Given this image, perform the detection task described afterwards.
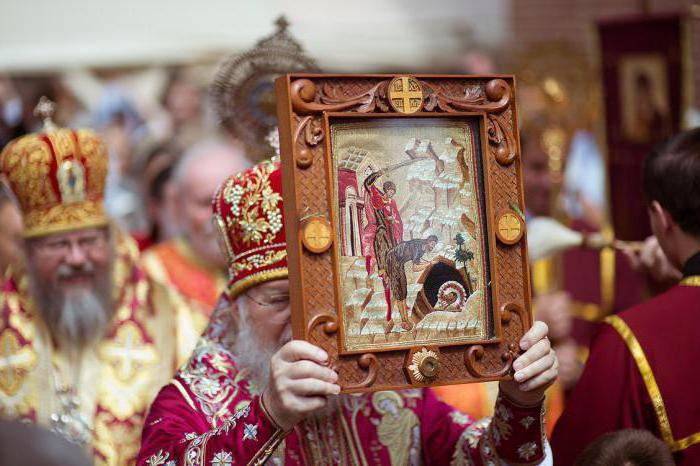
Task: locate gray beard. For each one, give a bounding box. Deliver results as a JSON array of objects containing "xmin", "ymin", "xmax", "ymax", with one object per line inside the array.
[
  {"xmin": 232, "ymin": 298, "xmax": 341, "ymax": 420},
  {"xmin": 29, "ymin": 262, "xmax": 114, "ymax": 356},
  {"xmin": 232, "ymin": 302, "xmax": 277, "ymax": 392}
]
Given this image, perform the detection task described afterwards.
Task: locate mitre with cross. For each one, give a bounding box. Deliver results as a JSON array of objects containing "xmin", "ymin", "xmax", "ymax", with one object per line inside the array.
[
  {"xmin": 212, "ymin": 160, "xmax": 288, "ymax": 299},
  {"xmin": 0, "ymin": 97, "xmax": 110, "ymax": 238}
]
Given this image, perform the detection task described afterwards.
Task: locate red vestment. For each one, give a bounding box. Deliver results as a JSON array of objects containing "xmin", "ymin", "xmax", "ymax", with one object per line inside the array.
[
  {"xmin": 138, "ymin": 304, "xmax": 548, "ymax": 465},
  {"xmin": 551, "ymin": 277, "xmax": 700, "ymax": 465}
]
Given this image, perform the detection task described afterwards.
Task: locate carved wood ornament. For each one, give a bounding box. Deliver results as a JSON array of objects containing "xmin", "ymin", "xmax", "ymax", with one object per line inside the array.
[{"xmin": 276, "ymin": 74, "xmax": 532, "ymax": 393}]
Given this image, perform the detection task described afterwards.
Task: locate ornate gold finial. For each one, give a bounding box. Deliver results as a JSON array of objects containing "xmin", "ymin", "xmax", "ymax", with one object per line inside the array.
[
  {"xmin": 33, "ymin": 96, "xmax": 57, "ymax": 131},
  {"xmin": 275, "ymin": 15, "xmax": 289, "ymax": 33}
]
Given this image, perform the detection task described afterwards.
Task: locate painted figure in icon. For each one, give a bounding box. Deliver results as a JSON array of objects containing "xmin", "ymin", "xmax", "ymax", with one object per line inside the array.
[
  {"xmin": 362, "ymin": 169, "xmax": 403, "ymax": 311},
  {"xmin": 384, "ymin": 235, "xmax": 438, "ymax": 333}
]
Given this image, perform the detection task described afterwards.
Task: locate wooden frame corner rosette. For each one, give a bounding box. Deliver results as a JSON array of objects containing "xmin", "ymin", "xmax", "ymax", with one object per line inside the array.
[{"xmin": 275, "ymin": 73, "xmax": 532, "ymax": 393}]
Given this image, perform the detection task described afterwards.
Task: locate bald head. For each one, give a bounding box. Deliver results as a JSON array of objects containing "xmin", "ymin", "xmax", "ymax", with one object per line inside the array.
[
  {"xmin": 172, "ymin": 138, "xmax": 250, "ymax": 267},
  {"xmin": 171, "ymin": 138, "xmax": 248, "ymax": 191}
]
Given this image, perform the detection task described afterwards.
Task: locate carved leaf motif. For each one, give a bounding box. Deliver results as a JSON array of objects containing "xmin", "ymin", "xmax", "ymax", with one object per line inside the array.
[
  {"xmin": 423, "ymin": 79, "xmax": 509, "ymax": 113},
  {"xmin": 291, "ymin": 79, "xmax": 391, "ymax": 114}
]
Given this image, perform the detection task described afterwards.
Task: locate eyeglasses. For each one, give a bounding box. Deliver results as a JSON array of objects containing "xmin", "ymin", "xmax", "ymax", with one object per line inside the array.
[
  {"xmin": 243, "ymin": 291, "xmax": 290, "ymax": 311},
  {"xmin": 33, "ymin": 233, "xmax": 107, "ymax": 256}
]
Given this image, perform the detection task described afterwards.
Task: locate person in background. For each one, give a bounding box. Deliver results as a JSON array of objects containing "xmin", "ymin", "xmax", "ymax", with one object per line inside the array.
[
  {"xmin": 160, "ymin": 66, "xmax": 206, "ymax": 150},
  {"xmin": 574, "ymin": 429, "xmax": 674, "ymax": 466},
  {"xmin": 0, "ymin": 181, "xmax": 22, "ymax": 275},
  {"xmin": 0, "ymin": 101, "xmax": 180, "ymax": 466},
  {"xmin": 142, "ymin": 137, "xmax": 249, "ymax": 363},
  {"xmin": 133, "ymin": 141, "xmax": 181, "ymax": 250},
  {"xmin": 552, "ymin": 128, "xmax": 700, "ymax": 465}
]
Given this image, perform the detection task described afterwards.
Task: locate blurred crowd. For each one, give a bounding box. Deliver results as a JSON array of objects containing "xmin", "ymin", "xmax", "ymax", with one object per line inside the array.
[
  {"xmin": 0, "ymin": 51, "xmax": 695, "ymax": 464},
  {"xmin": 0, "ymin": 67, "xmax": 240, "ymax": 246}
]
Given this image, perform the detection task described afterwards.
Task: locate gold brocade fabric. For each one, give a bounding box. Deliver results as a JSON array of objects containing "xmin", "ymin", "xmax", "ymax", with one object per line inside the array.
[
  {"xmin": 0, "ymin": 232, "xmax": 179, "ymax": 466},
  {"xmin": 142, "ymin": 238, "xmax": 225, "ymax": 366},
  {"xmin": 0, "ymin": 128, "xmax": 110, "ymax": 238}
]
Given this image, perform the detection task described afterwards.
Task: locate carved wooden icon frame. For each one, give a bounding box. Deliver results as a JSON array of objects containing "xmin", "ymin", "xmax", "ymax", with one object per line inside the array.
[{"xmin": 276, "ymin": 74, "xmax": 532, "ymax": 393}]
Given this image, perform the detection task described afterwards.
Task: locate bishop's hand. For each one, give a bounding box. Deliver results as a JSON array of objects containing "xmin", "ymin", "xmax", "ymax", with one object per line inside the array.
[
  {"xmin": 498, "ymin": 321, "xmax": 558, "ymax": 406},
  {"xmin": 262, "ymin": 340, "xmax": 340, "ymax": 431}
]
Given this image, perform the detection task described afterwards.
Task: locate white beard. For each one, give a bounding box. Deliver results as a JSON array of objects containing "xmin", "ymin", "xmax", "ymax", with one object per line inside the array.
[
  {"xmin": 232, "ymin": 298, "xmax": 341, "ymax": 419},
  {"xmin": 232, "ymin": 299, "xmax": 279, "ymax": 391}
]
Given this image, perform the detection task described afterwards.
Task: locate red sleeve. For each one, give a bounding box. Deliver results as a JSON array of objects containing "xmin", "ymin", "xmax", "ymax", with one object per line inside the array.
[
  {"xmin": 551, "ymin": 323, "xmax": 651, "ymax": 465},
  {"xmin": 370, "ymin": 186, "xmax": 386, "ymax": 210},
  {"xmin": 420, "ymin": 388, "xmax": 546, "ymax": 465},
  {"xmin": 137, "ymin": 384, "xmax": 287, "ymax": 466}
]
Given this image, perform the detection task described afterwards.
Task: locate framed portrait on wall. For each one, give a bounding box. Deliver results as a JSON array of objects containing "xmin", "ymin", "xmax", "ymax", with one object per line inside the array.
[
  {"xmin": 598, "ymin": 14, "xmax": 685, "ymax": 241},
  {"xmin": 276, "ymin": 74, "xmax": 532, "ymax": 392}
]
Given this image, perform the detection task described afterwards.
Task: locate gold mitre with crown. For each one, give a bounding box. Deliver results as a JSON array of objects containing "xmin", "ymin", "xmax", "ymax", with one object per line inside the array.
[{"xmin": 0, "ymin": 97, "xmax": 109, "ymax": 238}]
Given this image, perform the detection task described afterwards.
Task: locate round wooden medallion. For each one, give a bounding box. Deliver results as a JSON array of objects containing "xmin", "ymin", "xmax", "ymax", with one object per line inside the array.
[
  {"xmin": 418, "ymin": 355, "xmax": 440, "ymax": 379},
  {"xmin": 496, "ymin": 211, "xmax": 524, "ymax": 245},
  {"xmin": 388, "ymin": 76, "xmax": 424, "ymax": 114},
  {"xmin": 301, "ymin": 217, "xmax": 333, "ymax": 253}
]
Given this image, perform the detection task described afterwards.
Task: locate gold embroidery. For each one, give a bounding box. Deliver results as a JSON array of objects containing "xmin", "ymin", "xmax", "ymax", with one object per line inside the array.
[
  {"xmin": 226, "ymin": 161, "xmax": 283, "ymax": 247},
  {"xmin": 93, "ymin": 410, "xmax": 144, "ymax": 466},
  {"xmin": 0, "ymin": 328, "xmax": 37, "ymax": 396},
  {"xmin": 97, "ymin": 319, "xmax": 161, "ymax": 421},
  {"xmin": 1, "ymin": 135, "xmax": 57, "ymax": 209},
  {"xmin": 606, "ymin": 315, "xmax": 700, "ymax": 452},
  {"xmin": 680, "ymin": 275, "xmax": 700, "ymax": 286},
  {"xmin": 599, "ymin": 225, "xmax": 616, "ymax": 314},
  {"xmin": 0, "ymin": 128, "xmax": 109, "ymax": 238},
  {"xmin": 145, "ymin": 450, "xmax": 171, "ymax": 466},
  {"xmin": 227, "ymin": 267, "xmax": 289, "ymax": 300},
  {"xmin": 372, "ymin": 391, "xmax": 420, "ymax": 466},
  {"xmin": 22, "ymin": 200, "xmax": 109, "ymax": 238},
  {"xmin": 451, "ymin": 417, "xmax": 491, "ymax": 465},
  {"xmin": 172, "ymin": 378, "xmax": 199, "ymax": 412},
  {"xmin": 232, "ymin": 250, "xmax": 287, "ymax": 274},
  {"xmin": 99, "ymin": 321, "xmax": 158, "ymax": 383},
  {"xmin": 248, "ymin": 428, "xmax": 287, "ymax": 466}
]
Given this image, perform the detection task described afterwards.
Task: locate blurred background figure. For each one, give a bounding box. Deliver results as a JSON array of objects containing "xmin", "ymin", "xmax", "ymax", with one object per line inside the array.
[
  {"xmin": 0, "ymin": 108, "xmax": 181, "ymax": 466},
  {"xmin": 574, "ymin": 429, "xmax": 675, "ymax": 466},
  {"xmin": 0, "ymin": 181, "xmax": 21, "ymax": 275},
  {"xmin": 0, "ymin": 421, "xmax": 93, "ymax": 466},
  {"xmin": 142, "ymin": 137, "xmax": 249, "ymax": 363},
  {"xmin": 552, "ymin": 128, "xmax": 700, "ymax": 465},
  {"xmin": 134, "ymin": 141, "xmax": 183, "ymax": 249},
  {"xmin": 160, "ymin": 67, "xmax": 207, "ymax": 150}
]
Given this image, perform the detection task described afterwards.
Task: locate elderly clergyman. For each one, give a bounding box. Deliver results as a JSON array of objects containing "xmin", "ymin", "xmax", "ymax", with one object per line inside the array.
[
  {"xmin": 143, "ymin": 138, "xmax": 250, "ymax": 364},
  {"xmin": 138, "ymin": 160, "xmax": 558, "ymax": 465},
  {"xmin": 0, "ymin": 103, "xmax": 179, "ymax": 466}
]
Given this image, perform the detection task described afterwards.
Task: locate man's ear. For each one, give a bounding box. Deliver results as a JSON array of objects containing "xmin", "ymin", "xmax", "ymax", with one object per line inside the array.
[{"xmin": 650, "ymin": 200, "xmax": 673, "ymax": 232}]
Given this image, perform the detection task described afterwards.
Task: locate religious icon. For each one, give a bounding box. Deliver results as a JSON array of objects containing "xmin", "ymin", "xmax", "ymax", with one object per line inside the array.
[
  {"xmin": 276, "ymin": 74, "xmax": 531, "ymax": 392},
  {"xmin": 56, "ymin": 159, "xmax": 87, "ymax": 204},
  {"xmin": 330, "ymin": 119, "xmax": 492, "ymax": 352},
  {"xmin": 618, "ymin": 54, "xmax": 672, "ymax": 143}
]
